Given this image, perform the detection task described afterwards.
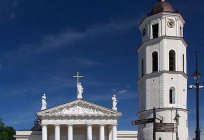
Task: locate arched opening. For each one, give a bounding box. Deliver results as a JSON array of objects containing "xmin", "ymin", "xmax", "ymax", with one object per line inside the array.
[
  {"xmin": 152, "ymin": 51, "xmax": 158, "ymax": 72},
  {"xmin": 152, "ymin": 24, "xmax": 159, "ymax": 39},
  {"xmin": 169, "ymin": 50, "xmax": 176, "ymax": 71},
  {"xmin": 169, "ymin": 87, "xmax": 175, "ymax": 104}
]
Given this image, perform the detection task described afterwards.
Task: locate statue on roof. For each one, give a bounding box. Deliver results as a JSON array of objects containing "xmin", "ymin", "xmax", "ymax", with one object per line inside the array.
[
  {"xmin": 77, "ymin": 82, "xmax": 83, "ymax": 99},
  {"xmin": 41, "ymin": 93, "xmax": 47, "ymax": 111},
  {"xmin": 73, "ymin": 72, "xmax": 84, "ymax": 99},
  {"xmin": 112, "ymin": 95, "xmax": 118, "ymax": 111}
]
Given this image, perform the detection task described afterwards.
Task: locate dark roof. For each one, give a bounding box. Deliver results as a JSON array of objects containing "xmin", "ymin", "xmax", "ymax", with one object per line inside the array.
[
  {"xmin": 30, "ymin": 119, "xmax": 41, "ymax": 131},
  {"xmin": 150, "ymin": 0, "xmax": 177, "ymax": 15}
]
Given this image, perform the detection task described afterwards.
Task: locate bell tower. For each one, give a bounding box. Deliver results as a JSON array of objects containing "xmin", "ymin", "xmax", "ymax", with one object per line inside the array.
[{"xmin": 137, "ymin": 0, "xmax": 189, "ymax": 139}]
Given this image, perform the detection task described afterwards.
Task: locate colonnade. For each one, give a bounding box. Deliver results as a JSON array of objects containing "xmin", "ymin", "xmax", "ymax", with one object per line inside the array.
[{"xmin": 42, "ymin": 124, "xmax": 117, "ymax": 140}]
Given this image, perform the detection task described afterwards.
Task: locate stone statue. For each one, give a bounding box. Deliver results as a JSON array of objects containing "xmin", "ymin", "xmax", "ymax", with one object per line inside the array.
[
  {"xmin": 41, "ymin": 94, "xmax": 47, "ymax": 111},
  {"xmin": 77, "ymin": 82, "xmax": 83, "ymax": 99},
  {"xmin": 112, "ymin": 95, "xmax": 118, "ymax": 111}
]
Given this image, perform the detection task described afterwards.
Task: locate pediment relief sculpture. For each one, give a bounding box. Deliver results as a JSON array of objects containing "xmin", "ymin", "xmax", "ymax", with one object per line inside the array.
[{"xmin": 54, "ymin": 105, "xmax": 105, "ymax": 115}]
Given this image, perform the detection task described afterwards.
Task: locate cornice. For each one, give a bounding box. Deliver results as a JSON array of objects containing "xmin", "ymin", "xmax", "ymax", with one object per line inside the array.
[
  {"xmin": 138, "ymin": 70, "xmax": 187, "ymax": 83},
  {"xmin": 137, "ymin": 107, "xmax": 188, "ymax": 115},
  {"xmin": 137, "ymin": 36, "xmax": 188, "ymax": 52}
]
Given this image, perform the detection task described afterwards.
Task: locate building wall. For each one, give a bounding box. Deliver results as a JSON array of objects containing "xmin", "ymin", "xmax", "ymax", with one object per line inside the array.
[{"xmin": 15, "ymin": 130, "xmax": 138, "ymax": 140}]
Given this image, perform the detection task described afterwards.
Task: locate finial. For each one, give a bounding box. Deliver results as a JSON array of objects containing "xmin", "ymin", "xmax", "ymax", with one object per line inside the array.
[
  {"xmin": 112, "ymin": 95, "xmax": 118, "ymax": 111},
  {"xmin": 41, "ymin": 93, "xmax": 47, "ymax": 111},
  {"xmin": 73, "ymin": 72, "xmax": 84, "ymax": 99}
]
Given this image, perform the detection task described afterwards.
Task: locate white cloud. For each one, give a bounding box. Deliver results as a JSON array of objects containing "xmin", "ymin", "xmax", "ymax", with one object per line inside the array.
[
  {"xmin": 117, "ymin": 89, "xmax": 128, "ymax": 95},
  {"xmin": 75, "ymin": 58, "xmax": 100, "ymax": 66},
  {"xmin": 37, "ymin": 18, "xmax": 138, "ymax": 52},
  {"xmin": 3, "ymin": 18, "xmax": 138, "ymax": 60}
]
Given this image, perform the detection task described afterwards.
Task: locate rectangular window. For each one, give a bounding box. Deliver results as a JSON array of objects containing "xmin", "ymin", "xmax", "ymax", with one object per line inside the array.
[
  {"xmin": 152, "ymin": 24, "xmax": 159, "ymax": 39},
  {"xmin": 180, "ymin": 26, "xmax": 183, "ymax": 36},
  {"xmin": 141, "ymin": 59, "xmax": 144, "ymax": 77}
]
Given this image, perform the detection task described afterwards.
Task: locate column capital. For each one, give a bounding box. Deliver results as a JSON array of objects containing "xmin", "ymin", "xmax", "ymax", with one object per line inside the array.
[
  {"xmin": 41, "ymin": 124, "xmax": 47, "ymax": 127},
  {"xmin": 99, "ymin": 124, "xmax": 105, "ymax": 126},
  {"xmin": 111, "ymin": 123, "xmax": 118, "ymax": 126},
  {"xmin": 86, "ymin": 123, "xmax": 93, "ymax": 126},
  {"xmin": 54, "ymin": 124, "xmax": 60, "ymax": 127},
  {"xmin": 67, "ymin": 124, "xmax": 74, "ymax": 126}
]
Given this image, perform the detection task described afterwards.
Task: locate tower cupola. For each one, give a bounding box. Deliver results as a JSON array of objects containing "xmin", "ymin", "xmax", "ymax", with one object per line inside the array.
[{"xmin": 139, "ymin": 0, "xmax": 184, "ymax": 42}]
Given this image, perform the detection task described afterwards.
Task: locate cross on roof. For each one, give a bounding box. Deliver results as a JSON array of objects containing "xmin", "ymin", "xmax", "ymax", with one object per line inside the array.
[{"xmin": 73, "ymin": 72, "xmax": 83, "ymax": 84}]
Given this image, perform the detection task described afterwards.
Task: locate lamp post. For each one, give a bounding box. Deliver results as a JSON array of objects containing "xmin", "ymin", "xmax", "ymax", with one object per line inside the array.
[{"xmin": 189, "ymin": 51, "xmax": 204, "ymax": 140}]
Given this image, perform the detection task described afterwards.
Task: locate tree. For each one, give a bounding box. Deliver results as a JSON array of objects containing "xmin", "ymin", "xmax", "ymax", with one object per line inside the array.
[{"xmin": 0, "ymin": 119, "xmax": 15, "ymax": 140}]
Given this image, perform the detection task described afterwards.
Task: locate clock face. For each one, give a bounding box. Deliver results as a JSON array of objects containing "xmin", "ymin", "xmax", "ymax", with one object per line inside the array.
[{"xmin": 167, "ymin": 19, "xmax": 175, "ymax": 28}]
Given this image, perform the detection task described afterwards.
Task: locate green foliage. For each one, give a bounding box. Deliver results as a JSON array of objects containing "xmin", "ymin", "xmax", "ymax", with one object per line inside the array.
[{"xmin": 0, "ymin": 119, "xmax": 15, "ymax": 140}]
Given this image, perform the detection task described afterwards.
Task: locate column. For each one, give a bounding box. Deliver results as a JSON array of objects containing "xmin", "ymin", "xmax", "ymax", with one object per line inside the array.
[
  {"xmin": 87, "ymin": 125, "xmax": 92, "ymax": 140},
  {"xmin": 99, "ymin": 125, "xmax": 105, "ymax": 140},
  {"xmin": 108, "ymin": 126, "xmax": 113, "ymax": 140},
  {"xmin": 112, "ymin": 125, "xmax": 117, "ymax": 140},
  {"xmin": 42, "ymin": 125, "xmax": 47, "ymax": 140},
  {"xmin": 68, "ymin": 125, "xmax": 73, "ymax": 140},
  {"xmin": 55, "ymin": 125, "xmax": 60, "ymax": 140}
]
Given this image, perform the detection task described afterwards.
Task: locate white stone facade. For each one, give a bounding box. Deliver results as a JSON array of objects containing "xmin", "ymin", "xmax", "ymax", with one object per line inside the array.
[
  {"xmin": 15, "ymin": 130, "xmax": 138, "ymax": 140},
  {"xmin": 15, "ymin": 99, "xmax": 137, "ymax": 140}
]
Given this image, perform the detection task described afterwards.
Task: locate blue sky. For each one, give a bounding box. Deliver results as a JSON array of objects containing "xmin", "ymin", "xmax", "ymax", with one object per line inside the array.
[{"xmin": 0, "ymin": 0, "xmax": 204, "ymax": 139}]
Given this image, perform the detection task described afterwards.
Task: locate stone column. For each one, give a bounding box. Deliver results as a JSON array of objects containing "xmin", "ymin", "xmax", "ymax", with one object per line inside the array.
[
  {"xmin": 112, "ymin": 125, "xmax": 117, "ymax": 140},
  {"xmin": 55, "ymin": 125, "xmax": 60, "ymax": 140},
  {"xmin": 108, "ymin": 126, "xmax": 113, "ymax": 140},
  {"xmin": 68, "ymin": 125, "xmax": 73, "ymax": 140},
  {"xmin": 42, "ymin": 125, "xmax": 47, "ymax": 140},
  {"xmin": 87, "ymin": 125, "xmax": 92, "ymax": 140},
  {"xmin": 99, "ymin": 125, "xmax": 105, "ymax": 140}
]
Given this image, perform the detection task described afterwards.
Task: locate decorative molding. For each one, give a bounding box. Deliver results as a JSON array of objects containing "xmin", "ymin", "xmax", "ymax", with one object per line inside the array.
[
  {"xmin": 41, "ymin": 119, "xmax": 118, "ymax": 125},
  {"xmin": 55, "ymin": 105, "xmax": 104, "ymax": 115}
]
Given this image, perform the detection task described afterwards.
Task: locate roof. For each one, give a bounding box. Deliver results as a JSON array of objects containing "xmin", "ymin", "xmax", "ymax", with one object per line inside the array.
[
  {"xmin": 37, "ymin": 99, "xmax": 122, "ymax": 119},
  {"xmin": 150, "ymin": 0, "xmax": 177, "ymax": 15}
]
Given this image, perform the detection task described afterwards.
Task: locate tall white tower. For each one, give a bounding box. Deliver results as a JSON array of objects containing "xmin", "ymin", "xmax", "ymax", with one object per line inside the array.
[{"xmin": 137, "ymin": 0, "xmax": 189, "ymax": 140}]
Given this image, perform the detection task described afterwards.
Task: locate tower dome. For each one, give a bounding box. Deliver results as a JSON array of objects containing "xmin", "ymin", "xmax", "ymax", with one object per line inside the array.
[{"xmin": 150, "ymin": 0, "xmax": 176, "ymax": 15}]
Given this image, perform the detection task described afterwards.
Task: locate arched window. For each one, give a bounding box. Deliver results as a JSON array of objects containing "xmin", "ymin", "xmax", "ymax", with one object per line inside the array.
[
  {"xmin": 169, "ymin": 50, "xmax": 176, "ymax": 71},
  {"xmin": 141, "ymin": 59, "xmax": 144, "ymax": 77},
  {"xmin": 152, "ymin": 51, "xmax": 158, "ymax": 72},
  {"xmin": 169, "ymin": 87, "xmax": 175, "ymax": 104}
]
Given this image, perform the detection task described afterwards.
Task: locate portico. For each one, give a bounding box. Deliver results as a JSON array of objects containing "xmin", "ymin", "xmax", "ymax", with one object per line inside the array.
[{"xmin": 38, "ymin": 99, "xmax": 121, "ymax": 140}]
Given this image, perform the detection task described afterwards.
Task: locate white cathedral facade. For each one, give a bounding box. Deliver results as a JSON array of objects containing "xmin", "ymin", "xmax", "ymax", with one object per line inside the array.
[{"xmin": 15, "ymin": 0, "xmax": 189, "ymax": 140}]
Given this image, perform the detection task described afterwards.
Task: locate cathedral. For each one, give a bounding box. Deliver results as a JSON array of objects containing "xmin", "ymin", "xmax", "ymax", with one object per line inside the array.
[{"xmin": 15, "ymin": 0, "xmax": 189, "ymax": 140}]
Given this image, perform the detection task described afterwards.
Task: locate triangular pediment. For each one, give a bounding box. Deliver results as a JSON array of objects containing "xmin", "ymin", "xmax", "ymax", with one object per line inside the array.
[{"xmin": 37, "ymin": 99, "xmax": 121, "ymax": 118}]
